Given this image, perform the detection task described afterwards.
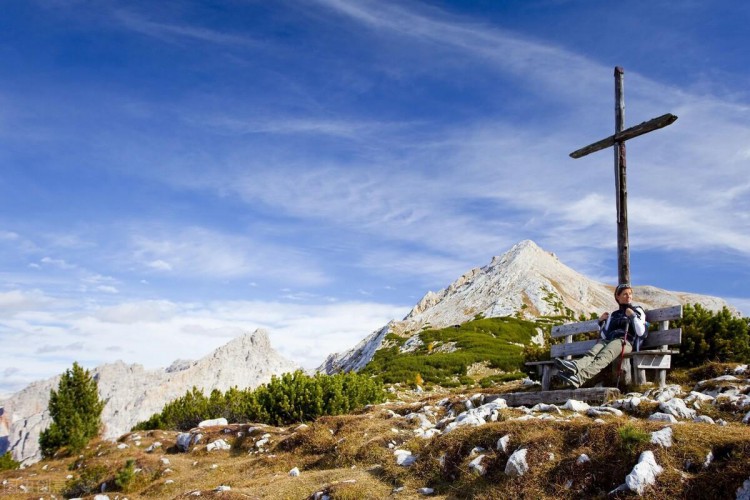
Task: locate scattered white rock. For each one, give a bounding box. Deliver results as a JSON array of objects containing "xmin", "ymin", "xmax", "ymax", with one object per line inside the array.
[
  {"xmin": 734, "ymin": 365, "xmax": 748, "ymax": 375},
  {"xmin": 659, "ymin": 399, "xmax": 697, "ymax": 420},
  {"xmin": 497, "ymin": 434, "xmax": 511, "ymax": 453},
  {"xmin": 743, "ymin": 411, "xmax": 750, "ymax": 424},
  {"xmin": 415, "ymin": 428, "xmax": 441, "ymax": 439},
  {"xmin": 736, "ymin": 476, "xmax": 750, "ymax": 500},
  {"xmin": 214, "ymin": 485, "xmax": 231, "ymax": 492},
  {"xmin": 116, "ymin": 443, "xmax": 129, "ymax": 450},
  {"xmin": 288, "ymin": 467, "xmax": 300, "ymax": 477},
  {"xmin": 649, "ymin": 384, "xmax": 684, "ymax": 402},
  {"xmin": 255, "ymin": 438, "xmax": 269, "ymax": 448},
  {"xmin": 612, "ymin": 396, "xmax": 645, "ymax": 411},
  {"xmin": 94, "ymin": 495, "xmax": 109, "ymax": 500},
  {"xmin": 510, "ymin": 415, "xmax": 538, "ymax": 422},
  {"xmin": 650, "ymin": 427, "xmax": 673, "ymax": 448},
  {"xmin": 406, "ymin": 412, "xmax": 434, "ymax": 430},
  {"xmin": 531, "ymin": 403, "xmax": 562, "ymax": 414},
  {"xmin": 648, "ymin": 412, "xmax": 678, "ymax": 424},
  {"xmin": 199, "ymin": 418, "xmax": 228, "ymax": 428},
  {"xmin": 469, "ymin": 446, "xmax": 485, "ymax": 457},
  {"xmin": 505, "ymin": 448, "xmax": 529, "ymax": 477},
  {"xmin": 693, "ymin": 415, "xmax": 716, "ymax": 425},
  {"xmin": 165, "ymin": 479, "xmax": 174, "ymax": 484},
  {"xmin": 160, "ymin": 457, "xmax": 170, "ymax": 465},
  {"xmin": 587, "ymin": 407, "xmax": 623, "ymax": 418},
  {"xmin": 470, "ymin": 393, "xmax": 484, "ymax": 404},
  {"xmin": 394, "ymin": 449, "xmax": 417, "ymax": 467},
  {"xmin": 206, "ymin": 439, "xmax": 231, "ymax": 452},
  {"xmin": 177, "ymin": 433, "xmax": 192, "ymax": 452},
  {"xmin": 562, "ymin": 399, "xmax": 590, "ymax": 412},
  {"xmin": 704, "ymin": 451, "xmax": 714, "ymax": 469},
  {"xmin": 685, "ymin": 391, "xmax": 715, "ymax": 405},
  {"xmin": 576, "ymin": 454, "xmax": 590, "ymax": 465},
  {"xmin": 418, "ymin": 487, "xmax": 435, "ymax": 495},
  {"xmin": 145, "ymin": 442, "xmax": 162, "ymax": 453},
  {"xmin": 469, "ymin": 454, "xmax": 487, "ymax": 475},
  {"xmin": 625, "ymin": 450, "xmax": 663, "ymax": 495}
]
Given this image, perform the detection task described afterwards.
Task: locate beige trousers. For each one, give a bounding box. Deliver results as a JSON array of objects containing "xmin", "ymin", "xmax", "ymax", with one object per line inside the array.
[{"xmin": 573, "ymin": 338, "xmax": 632, "ymax": 385}]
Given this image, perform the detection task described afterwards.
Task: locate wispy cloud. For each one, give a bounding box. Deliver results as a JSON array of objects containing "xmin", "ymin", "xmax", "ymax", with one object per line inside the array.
[
  {"xmin": 114, "ymin": 10, "xmax": 259, "ymax": 47},
  {"xmin": 130, "ymin": 226, "xmax": 329, "ymax": 286}
]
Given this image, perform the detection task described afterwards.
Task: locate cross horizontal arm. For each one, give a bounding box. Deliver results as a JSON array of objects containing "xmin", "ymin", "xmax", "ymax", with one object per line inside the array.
[{"xmin": 570, "ymin": 113, "xmax": 678, "ymax": 159}]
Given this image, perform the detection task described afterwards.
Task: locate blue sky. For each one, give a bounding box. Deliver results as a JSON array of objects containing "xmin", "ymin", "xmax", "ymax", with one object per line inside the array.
[{"xmin": 2, "ymin": 0, "xmax": 749, "ymax": 397}]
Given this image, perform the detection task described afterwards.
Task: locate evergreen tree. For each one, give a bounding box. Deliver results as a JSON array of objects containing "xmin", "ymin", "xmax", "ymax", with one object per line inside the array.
[{"xmin": 39, "ymin": 362, "xmax": 106, "ymax": 457}]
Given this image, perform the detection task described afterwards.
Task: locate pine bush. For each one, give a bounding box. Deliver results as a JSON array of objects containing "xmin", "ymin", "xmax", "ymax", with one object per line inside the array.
[
  {"xmin": 133, "ymin": 370, "xmax": 385, "ymax": 431},
  {"xmin": 675, "ymin": 304, "xmax": 750, "ymax": 367},
  {"xmin": 39, "ymin": 362, "xmax": 106, "ymax": 457},
  {"xmin": 0, "ymin": 452, "xmax": 20, "ymax": 471}
]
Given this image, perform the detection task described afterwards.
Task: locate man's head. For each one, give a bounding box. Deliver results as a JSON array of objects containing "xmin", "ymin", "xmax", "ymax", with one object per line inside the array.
[{"xmin": 615, "ymin": 283, "xmax": 633, "ymax": 305}]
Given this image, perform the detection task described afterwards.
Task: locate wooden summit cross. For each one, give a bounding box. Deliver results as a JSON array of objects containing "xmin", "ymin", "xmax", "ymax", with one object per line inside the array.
[{"xmin": 570, "ymin": 66, "xmax": 677, "ymax": 285}]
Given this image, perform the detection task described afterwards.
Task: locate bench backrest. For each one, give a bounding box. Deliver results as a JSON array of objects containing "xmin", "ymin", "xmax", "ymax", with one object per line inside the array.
[{"xmin": 549, "ymin": 305, "xmax": 682, "ymax": 358}]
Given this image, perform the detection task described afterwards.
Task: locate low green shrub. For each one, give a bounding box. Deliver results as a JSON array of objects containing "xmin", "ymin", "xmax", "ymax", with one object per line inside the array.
[
  {"xmin": 0, "ymin": 452, "xmax": 20, "ymax": 471},
  {"xmin": 133, "ymin": 370, "xmax": 385, "ymax": 431}
]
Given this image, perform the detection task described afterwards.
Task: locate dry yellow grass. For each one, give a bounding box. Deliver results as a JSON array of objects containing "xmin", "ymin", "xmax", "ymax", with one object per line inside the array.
[{"xmin": 2, "ymin": 370, "xmax": 749, "ymax": 499}]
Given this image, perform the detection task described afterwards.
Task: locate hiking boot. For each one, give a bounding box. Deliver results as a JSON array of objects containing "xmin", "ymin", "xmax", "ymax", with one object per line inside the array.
[
  {"xmin": 554, "ymin": 358, "xmax": 578, "ymax": 375},
  {"xmin": 556, "ymin": 372, "xmax": 581, "ymax": 389}
]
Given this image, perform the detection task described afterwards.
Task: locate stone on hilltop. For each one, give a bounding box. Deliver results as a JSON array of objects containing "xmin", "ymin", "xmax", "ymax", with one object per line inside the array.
[
  {"xmin": 650, "ymin": 427, "xmax": 673, "ymax": 448},
  {"xmin": 659, "ymin": 399, "xmax": 697, "ymax": 420},
  {"xmin": 505, "ymin": 448, "xmax": 529, "ymax": 477},
  {"xmin": 625, "ymin": 451, "xmax": 663, "ymax": 495},
  {"xmin": 199, "ymin": 418, "xmax": 228, "ymax": 428}
]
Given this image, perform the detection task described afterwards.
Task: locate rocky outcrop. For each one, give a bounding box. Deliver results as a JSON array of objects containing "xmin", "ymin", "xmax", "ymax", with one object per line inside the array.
[
  {"xmin": 320, "ymin": 240, "xmax": 737, "ymax": 374},
  {"xmin": 0, "ymin": 329, "xmax": 297, "ymax": 465}
]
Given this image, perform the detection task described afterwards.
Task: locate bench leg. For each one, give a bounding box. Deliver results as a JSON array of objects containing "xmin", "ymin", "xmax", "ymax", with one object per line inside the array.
[
  {"xmin": 614, "ymin": 358, "xmax": 632, "ymax": 386},
  {"xmin": 542, "ymin": 365, "xmax": 554, "ymax": 391}
]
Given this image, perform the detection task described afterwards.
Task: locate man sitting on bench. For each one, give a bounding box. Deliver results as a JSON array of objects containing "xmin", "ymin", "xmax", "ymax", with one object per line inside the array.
[{"xmin": 555, "ymin": 284, "xmax": 646, "ymax": 388}]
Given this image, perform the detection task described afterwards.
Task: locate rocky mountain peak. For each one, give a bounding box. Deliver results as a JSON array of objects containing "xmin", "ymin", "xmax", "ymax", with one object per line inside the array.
[
  {"xmin": 490, "ymin": 239, "xmax": 551, "ymax": 265},
  {"xmin": 322, "ymin": 239, "xmax": 738, "ymax": 375}
]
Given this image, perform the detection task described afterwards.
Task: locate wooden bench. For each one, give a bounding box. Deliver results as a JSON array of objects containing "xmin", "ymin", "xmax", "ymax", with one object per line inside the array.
[{"xmin": 526, "ymin": 305, "xmax": 683, "ymax": 391}]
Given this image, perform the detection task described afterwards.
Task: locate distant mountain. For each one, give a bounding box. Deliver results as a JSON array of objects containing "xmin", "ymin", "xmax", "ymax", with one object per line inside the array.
[
  {"xmin": 320, "ymin": 240, "xmax": 735, "ymax": 374},
  {"xmin": 0, "ymin": 329, "xmax": 297, "ymax": 465}
]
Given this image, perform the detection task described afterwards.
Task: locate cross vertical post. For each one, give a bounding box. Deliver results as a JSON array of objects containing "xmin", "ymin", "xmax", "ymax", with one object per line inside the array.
[
  {"xmin": 569, "ymin": 67, "xmax": 677, "ymax": 287},
  {"xmin": 614, "ymin": 67, "xmax": 629, "ymax": 285}
]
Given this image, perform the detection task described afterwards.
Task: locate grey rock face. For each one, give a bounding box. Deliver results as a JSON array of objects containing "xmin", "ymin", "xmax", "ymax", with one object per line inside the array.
[{"xmin": 1, "ymin": 329, "xmax": 297, "ymax": 465}]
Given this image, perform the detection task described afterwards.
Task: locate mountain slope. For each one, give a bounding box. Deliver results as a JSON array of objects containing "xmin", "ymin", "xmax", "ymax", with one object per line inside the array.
[
  {"xmin": 320, "ymin": 240, "xmax": 735, "ymax": 374},
  {"xmin": 0, "ymin": 329, "xmax": 297, "ymax": 465}
]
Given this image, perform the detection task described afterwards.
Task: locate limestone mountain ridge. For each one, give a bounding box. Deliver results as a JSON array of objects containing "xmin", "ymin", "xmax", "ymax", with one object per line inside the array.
[{"xmin": 0, "ymin": 329, "xmax": 298, "ymax": 465}]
